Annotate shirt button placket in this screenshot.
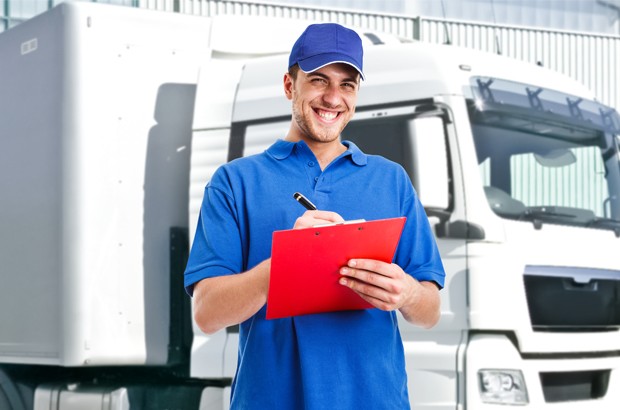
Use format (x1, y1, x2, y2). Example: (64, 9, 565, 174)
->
(307, 160, 321, 189)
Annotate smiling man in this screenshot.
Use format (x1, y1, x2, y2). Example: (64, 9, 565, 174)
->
(184, 23, 445, 409)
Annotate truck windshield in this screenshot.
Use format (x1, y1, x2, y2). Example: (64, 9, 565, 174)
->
(468, 76, 620, 233)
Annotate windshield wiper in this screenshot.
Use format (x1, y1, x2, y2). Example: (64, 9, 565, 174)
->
(587, 217, 620, 237)
(516, 207, 620, 236)
(518, 206, 596, 228)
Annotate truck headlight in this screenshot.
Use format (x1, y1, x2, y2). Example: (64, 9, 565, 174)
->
(478, 369, 529, 405)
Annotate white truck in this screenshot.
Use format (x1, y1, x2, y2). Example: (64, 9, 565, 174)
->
(1, 2, 619, 409)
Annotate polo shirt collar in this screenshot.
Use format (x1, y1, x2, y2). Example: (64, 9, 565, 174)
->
(342, 140, 368, 166)
(268, 139, 297, 160)
(267, 139, 368, 166)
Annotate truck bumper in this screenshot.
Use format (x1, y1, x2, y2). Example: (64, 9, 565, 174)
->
(466, 333, 620, 409)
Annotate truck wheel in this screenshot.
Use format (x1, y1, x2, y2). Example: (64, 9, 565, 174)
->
(0, 368, 27, 410)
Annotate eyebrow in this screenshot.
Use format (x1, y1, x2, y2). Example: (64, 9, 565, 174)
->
(308, 71, 360, 85)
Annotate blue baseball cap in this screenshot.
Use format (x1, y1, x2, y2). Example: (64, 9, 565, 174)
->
(288, 23, 365, 80)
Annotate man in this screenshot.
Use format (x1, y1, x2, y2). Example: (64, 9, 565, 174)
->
(184, 22, 445, 409)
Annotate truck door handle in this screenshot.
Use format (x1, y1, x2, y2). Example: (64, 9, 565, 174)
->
(562, 278, 598, 291)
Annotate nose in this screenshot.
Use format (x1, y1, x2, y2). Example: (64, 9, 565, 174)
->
(321, 84, 342, 108)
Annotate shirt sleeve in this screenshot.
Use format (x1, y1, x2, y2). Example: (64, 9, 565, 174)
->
(395, 178, 446, 289)
(184, 169, 245, 296)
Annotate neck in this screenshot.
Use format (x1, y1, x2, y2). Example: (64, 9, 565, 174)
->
(310, 140, 347, 170)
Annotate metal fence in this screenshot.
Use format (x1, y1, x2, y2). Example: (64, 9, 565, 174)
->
(156, 0, 420, 39)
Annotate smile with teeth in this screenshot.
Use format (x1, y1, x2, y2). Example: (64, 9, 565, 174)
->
(316, 109, 339, 121)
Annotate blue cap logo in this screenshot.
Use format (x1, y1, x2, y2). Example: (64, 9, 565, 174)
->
(288, 23, 365, 81)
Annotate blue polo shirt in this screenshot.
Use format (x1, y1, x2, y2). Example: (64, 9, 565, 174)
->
(185, 139, 445, 410)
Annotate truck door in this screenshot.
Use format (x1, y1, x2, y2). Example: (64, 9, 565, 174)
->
(341, 101, 468, 410)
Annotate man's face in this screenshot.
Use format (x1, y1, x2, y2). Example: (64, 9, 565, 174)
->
(284, 63, 360, 145)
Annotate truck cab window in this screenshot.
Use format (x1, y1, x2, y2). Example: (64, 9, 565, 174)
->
(342, 119, 415, 179)
(240, 106, 451, 213)
(342, 109, 450, 211)
(469, 76, 620, 230)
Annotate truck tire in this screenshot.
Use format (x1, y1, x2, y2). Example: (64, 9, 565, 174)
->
(0, 368, 27, 410)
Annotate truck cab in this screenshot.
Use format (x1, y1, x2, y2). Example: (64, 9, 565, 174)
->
(190, 40, 620, 408)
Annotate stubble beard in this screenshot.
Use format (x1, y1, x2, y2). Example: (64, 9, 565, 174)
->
(291, 104, 345, 145)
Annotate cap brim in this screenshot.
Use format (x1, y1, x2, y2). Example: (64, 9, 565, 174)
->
(298, 53, 365, 81)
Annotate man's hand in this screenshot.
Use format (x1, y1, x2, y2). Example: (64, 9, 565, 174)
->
(339, 259, 413, 311)
(339, 259, 441, 328)
(293, 210, 344, 229)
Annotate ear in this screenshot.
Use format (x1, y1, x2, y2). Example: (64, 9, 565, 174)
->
(283, 73, 294, 100)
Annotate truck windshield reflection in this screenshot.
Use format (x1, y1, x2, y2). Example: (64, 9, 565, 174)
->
(469, 76, 620, 233)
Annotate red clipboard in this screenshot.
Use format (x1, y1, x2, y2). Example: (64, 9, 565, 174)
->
(266, 217, 406, 319)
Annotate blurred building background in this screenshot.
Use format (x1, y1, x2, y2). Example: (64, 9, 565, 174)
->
(267, 0, 620, 35)
(3, 0, 620, 34)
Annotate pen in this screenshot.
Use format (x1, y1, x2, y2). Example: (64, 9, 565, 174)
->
(293, 192, 317, 211)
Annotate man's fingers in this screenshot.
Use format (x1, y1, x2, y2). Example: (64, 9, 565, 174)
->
(293, 210, 345, 229)
(339, 260, 412, 311)
(310, 210, 345, 223)
(339, 275, 398, 310)
(347, 259, 399, 278)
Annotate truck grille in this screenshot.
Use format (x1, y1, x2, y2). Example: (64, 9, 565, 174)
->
(523, 265, 620, 331)
(540, 370, 610, 402)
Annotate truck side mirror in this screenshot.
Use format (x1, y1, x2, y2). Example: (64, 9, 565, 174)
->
(409, 116, 450, 214)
